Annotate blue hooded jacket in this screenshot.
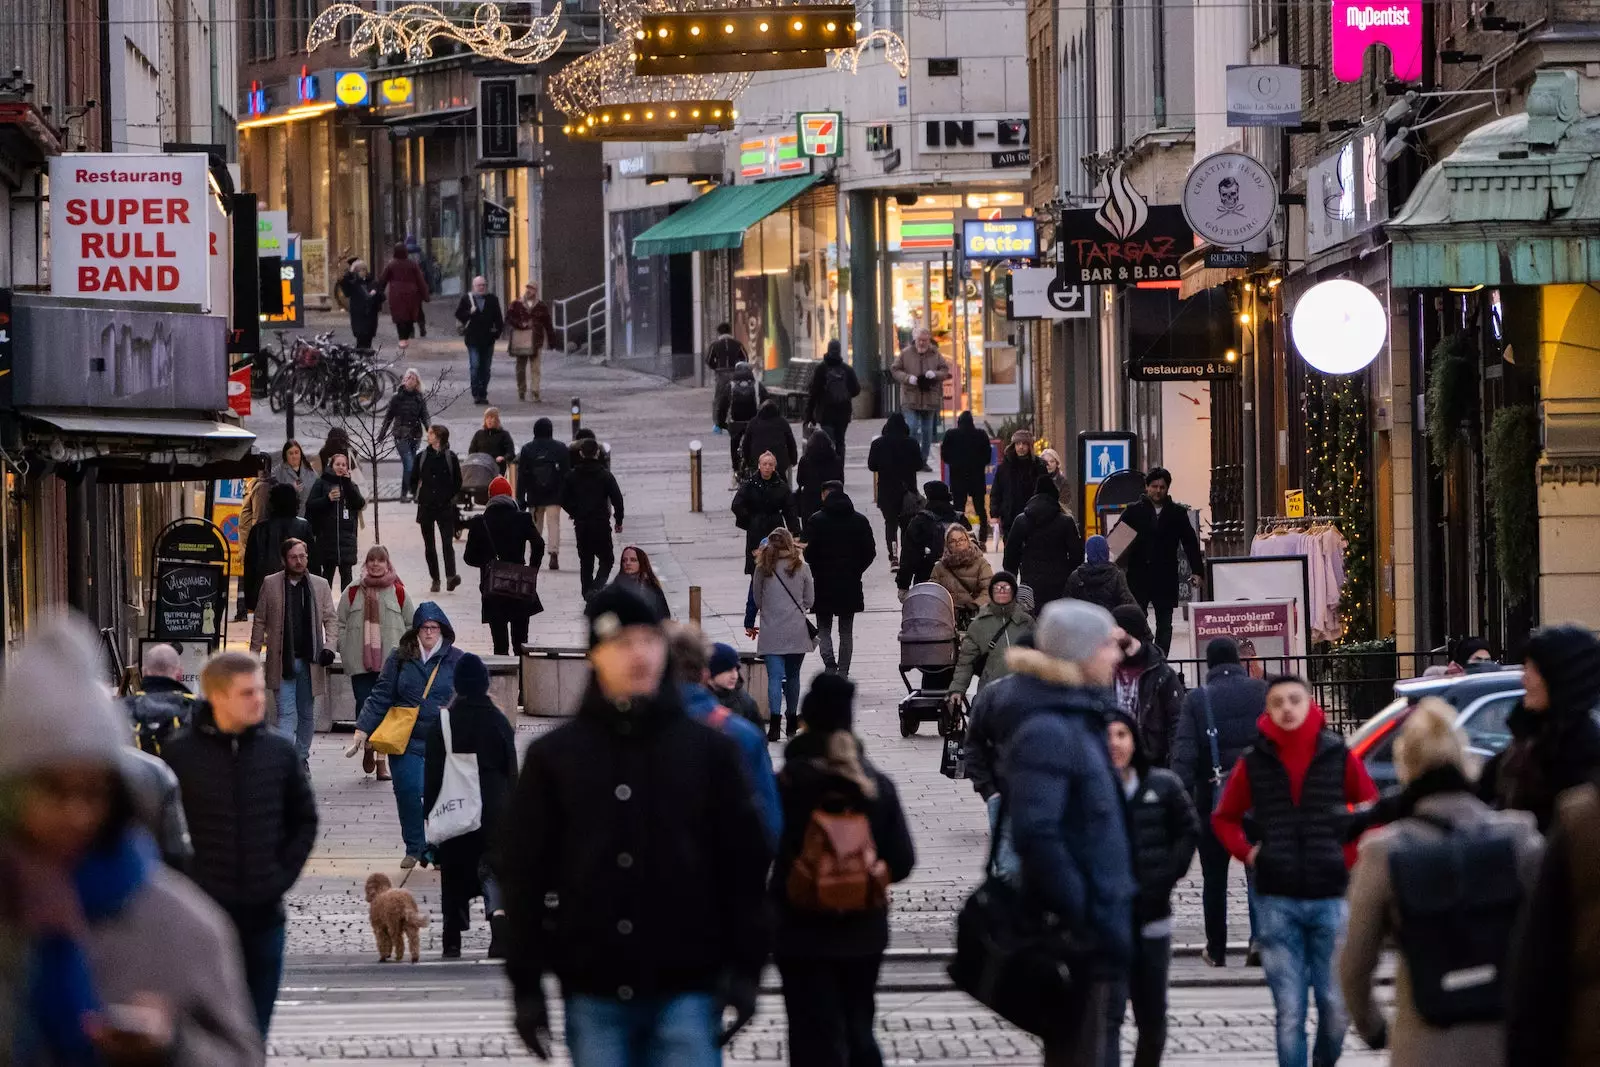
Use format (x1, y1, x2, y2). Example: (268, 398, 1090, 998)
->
(356, 602, 465, 756)
(1000, 647, 1136, 971)
(681, 682, 782, 847)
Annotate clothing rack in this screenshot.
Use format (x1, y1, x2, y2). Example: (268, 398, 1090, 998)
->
(1256, 514, 1342, 532)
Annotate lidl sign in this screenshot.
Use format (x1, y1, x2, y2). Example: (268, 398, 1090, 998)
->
(379, 76, 414, 105)
(797, 111, 843, 157)
(962, 217, 1038, 259)
(334, 71, 370, 106)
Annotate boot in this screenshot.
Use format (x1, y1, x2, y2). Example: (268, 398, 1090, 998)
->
(375, 754, 391, 781)
(442, 926, 462, 959)
(487, 914, 509, 959)
(362, 746, 376, 774)
(785, 714, 798, 739)
(447, 574, 462, 591)
(766, 717, 781, 743)
(548, 552, 560, 571)
(431, 578, 441, 593)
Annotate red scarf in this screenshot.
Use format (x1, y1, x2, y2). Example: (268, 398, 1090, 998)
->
(1257, 702, 1328, 803)
(359, 564, 400, 671)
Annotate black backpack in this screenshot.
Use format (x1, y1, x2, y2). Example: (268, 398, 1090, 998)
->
(129, 692, 192, 756)
(529, 450, 560, 492)
(823, 365, 852, 408)
(1389, 812, 1526, 1027)
(730, 379, 759, 421)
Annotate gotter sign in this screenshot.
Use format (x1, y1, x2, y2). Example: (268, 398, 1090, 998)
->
(1333, 0, 1423, 83)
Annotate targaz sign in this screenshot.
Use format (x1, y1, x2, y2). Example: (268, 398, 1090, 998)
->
(49, 153, 211, 308)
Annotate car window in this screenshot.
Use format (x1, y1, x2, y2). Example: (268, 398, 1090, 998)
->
(1460, 692, 1521, 754)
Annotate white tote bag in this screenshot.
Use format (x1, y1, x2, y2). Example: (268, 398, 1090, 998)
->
(424, 707, 483, 845)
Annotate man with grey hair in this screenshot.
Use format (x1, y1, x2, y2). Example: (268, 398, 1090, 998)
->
(890, 326, 951, 466)
(125, 641, 197, 753)
(995, 599, 1135, 1064)
(456, 274, 505, 404)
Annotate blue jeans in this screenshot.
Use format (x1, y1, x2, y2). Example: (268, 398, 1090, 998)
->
(984, 794, 1020, 883)
(467, 344, 492, 399)
(1254, 895, 1349, 1067)
(395, 435, 420, 496)
(764, 652, 804, 724)
(564, 991, 721, 1067)
(351, 672, 379, 723)
(232, 918, 286, 1040)
(274, 658, 315, 764)
(388, 750, 427, 859)
(904, 408, 939, 462)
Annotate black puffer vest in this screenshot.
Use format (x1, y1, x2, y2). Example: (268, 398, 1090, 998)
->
(1245, 730, 1350, 899)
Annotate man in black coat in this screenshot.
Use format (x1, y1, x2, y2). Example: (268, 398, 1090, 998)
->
(731, 451, 800, 575)
(1116, 467, 1205, 655)
(162, 651, 319, 1038)
(456, 275, 505, 404)
(339, 260, 383, 348)
(516, 417, 572, 571)
(561, 437, 625, 597)
(802, 482, 876, 674)
(1169, 636, 1267, 966)
(803, 339, 861, 459)
(714, 361, 769, 483)
(500, 586, 772, 1065)
(705, 322, 747, 429)
(895, 481, 971, 592)
(1002, 476, 1084, 607)
(739, 399, 798, 480)
(243, 483, 316, 612)
(867, 413, 924, 565)
(940, 411, 993, 547)
(463, 479, 545, 655)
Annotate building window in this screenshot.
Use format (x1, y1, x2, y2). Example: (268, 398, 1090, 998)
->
(1251, 0, 1277, 44)
(251, 0, 277, 59)
(865, 0, 905, 41)
(289, 0, 313, 53)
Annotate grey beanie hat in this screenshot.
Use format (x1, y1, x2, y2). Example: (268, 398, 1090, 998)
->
(1034, 599, 1117, 665)
(0, 615, 127, 780)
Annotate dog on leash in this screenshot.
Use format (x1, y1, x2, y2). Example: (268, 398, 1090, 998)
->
(365, 872, 429, 962)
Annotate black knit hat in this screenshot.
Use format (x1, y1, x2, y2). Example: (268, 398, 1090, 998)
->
(585, 584, 663, 648)
(800, 672, 856, 733)
(454, 653, 490, 699)
(1206, 636, 1242, 667)
(1104, 707, 1149, 774)
(1034, 475, 1058, 498)
(923, 480, 952, 504)
(988, 570, 1017, 599)
(1524, 624, 1600, 716)
(1113, 604, 1152, 644)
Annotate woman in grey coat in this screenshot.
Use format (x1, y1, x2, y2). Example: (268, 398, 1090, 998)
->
(749, 527, 815, 738)
(273, 439, 317, 514)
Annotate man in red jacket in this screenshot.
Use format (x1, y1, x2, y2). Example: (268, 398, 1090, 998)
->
(1212, 674, 1376, 1067)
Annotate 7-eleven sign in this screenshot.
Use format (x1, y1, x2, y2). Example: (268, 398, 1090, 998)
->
(798, 111, 844, 157)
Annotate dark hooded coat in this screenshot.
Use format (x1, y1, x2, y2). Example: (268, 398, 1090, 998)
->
(739, 401, 798, 476)
(1001, 490, 1084, 606)
(243, 483, 315, 609)
(867, 413, 924, 515)
(940, 412, 993, 497)
(802, 491, 877, 616)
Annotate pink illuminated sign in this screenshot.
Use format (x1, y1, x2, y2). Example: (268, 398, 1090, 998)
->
(1331, 0, 1423, 83)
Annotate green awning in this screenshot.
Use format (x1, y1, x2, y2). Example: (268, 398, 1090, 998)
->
(632, 174, 822, 257)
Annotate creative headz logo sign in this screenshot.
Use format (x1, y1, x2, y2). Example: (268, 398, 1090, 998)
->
(1332, 0, 1423, 82)
(1055, 165, 1194, 286)
(1181, 151, 1277, 248)
(797, 112, 843, 157)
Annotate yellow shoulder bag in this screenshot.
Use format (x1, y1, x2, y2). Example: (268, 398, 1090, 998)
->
(368, 658, 444, 755)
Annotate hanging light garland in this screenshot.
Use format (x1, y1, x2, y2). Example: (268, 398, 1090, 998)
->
(548, 36, 750, 139)
(627, 0, 907, 77)
(306, 1, 567, 65)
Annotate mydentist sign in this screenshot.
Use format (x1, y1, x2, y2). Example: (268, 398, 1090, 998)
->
(1333, 0, 1423, 82)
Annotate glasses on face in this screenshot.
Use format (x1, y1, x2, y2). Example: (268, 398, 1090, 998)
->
(419, 623, 442, 634)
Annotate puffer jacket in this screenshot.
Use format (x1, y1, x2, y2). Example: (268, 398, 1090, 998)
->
(1063, 561, 1138, 613)
(562, 451, 625, 528)
(940, 413, 993, 496)
(354, 603, 465, 757)
(463, 496, 544, 623)
(990, 451, 1048, 532)
(243, 483, 315, 610)
(1115, 642, 1187, 768)
(304, 470, 366, 566)
(380, 386, 431, 444)
(1001, 493, 1084, 606)
(950, 603, 1034, 696)
(469, 426, 517, 472)
(739, 401, 798, 475)
(732, 473, 799, 575)
(1113, 721, 1199, 925)
(414, 447, 462, 522)
(160, 701, 320, 925)
(803, 491, 877, 616)
(928, 552, 993, 612)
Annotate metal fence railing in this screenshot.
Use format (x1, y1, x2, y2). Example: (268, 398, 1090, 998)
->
(1165, 651, 1451, 734)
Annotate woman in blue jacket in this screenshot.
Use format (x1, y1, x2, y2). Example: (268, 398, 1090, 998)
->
(349, 602, 464, 867)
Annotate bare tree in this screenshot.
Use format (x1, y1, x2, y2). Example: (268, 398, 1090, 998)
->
(306, 368, 467, 542)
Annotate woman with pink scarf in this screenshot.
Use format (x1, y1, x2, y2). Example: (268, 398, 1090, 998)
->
(336, 545, 417, 780)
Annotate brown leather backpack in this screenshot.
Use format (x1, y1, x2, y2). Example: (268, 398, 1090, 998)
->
(786, 809, 891, 913)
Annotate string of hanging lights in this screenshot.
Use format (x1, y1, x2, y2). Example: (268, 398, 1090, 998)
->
(547, 35, 751, 132)
(306, 1, 566, 65)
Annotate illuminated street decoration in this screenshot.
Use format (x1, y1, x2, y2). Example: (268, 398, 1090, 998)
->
(630, 0, 907, 78)
(306, 2, 566, 65)
(548, 36, 750, 140)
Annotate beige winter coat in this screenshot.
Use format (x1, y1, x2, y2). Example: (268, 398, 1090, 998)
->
(929, 553, 993, 611)
(250, 570, 338, 699)
(1339, 790, 1543, 1067)
(890, 342, 952, 413)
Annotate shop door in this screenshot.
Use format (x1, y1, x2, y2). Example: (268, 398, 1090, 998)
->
(668, 252, 695, 380)
(434, 179, 464, 297)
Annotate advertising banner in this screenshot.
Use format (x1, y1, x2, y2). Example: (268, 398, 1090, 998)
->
(1333, 0, 1423, 81)
(1225, 65, 1303, 126)
(1189, 599, 1299, 674)
(1056, 165, 1193, 286)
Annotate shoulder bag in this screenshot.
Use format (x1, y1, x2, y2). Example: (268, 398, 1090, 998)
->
(1201, 687, 1225, 811)
(368, 659, 443, 755)
(771, 567, 820, 646)
(425, 707, 484, 845)
(483, 516, 540, 604)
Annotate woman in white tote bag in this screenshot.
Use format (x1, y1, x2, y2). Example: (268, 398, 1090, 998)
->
(423, 653, 518, 959)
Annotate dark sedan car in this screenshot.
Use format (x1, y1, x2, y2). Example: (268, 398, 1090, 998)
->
(1349, 668, 1525, 791)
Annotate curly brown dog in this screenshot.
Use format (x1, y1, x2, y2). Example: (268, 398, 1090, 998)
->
(365, 872, 429, 962)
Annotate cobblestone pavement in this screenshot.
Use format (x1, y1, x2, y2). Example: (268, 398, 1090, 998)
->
(255, 307, 1369, 1062)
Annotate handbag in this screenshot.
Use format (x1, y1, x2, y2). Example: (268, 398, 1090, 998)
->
(771, 567, 820, 645)
(1201, 687, 1226, 812)
(483, 516, 540, 605)
(368, 659, 443, 756)
(425, 707, 484, 845)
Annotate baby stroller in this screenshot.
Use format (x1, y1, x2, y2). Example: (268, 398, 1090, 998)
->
(458, 451, 500, 512)
(897, 582, 965, 737)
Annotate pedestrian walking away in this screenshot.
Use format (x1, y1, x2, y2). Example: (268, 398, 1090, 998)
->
(866, 412, 923, 566)
(274, 438, 317, 514)
(1169, 636, 1267, 966)
(890, 326, 951, 464)
(243, 482, 316, 613)
(805, 339, 861, 458)
(1478, 623, 1600, 832)
(0, 620, 267, 1065)
(750, 527, 815, 740)
(500, 585, 772, 1067)
(340, 258, 384, 349)
(796, 428, 844, 538)
(999, 600, 1136, 1065)
(1340, 698, 1541, 1067)
(377, 242, 430, 353)
(714, 361, 769, 482)
(336, 545, 416, 782)
(1211, 674, 1378, 1067)
(1065, 534, 1139, 613)
(506, 281, 555, 402)
(124, 642, 198, 754)
(708, 641, 763, 730)
(773, 673, 916, 1067)
(739, 399, 798, 481)
(732, 450, 799, 576)
(470, 408, 517, 475)
(517, 417, 572, 570)
(989, 430, 1048, 546)
(895, 481, 971, 593)
(304, 451, 367, 589)
(415, 425, 464, 592)
(1103, 709, 1200, 1067)
(802, 481, 877, 677)
(941, 411, 994, 547)
(1111, 605, 1187, 768)
(249, 538, 338, 767)
(562, 436, 626, 597)
(235, 463, 274, 619)
(705, 322, 748, 432)
(948, 571, 1033, 699)
(608, 544, 670, 620)
(929, 524, 993, 620)
(463, 475, 545, 655)
(423, 653, 519, 959)
(162, 648, 319, 1043)
(349, 602, 465, 867)
(457, 275, 505, 404)
(379, 369, 431, 501)
(1116, 468, 1205, 655)
(1001, 476, 1084, 608)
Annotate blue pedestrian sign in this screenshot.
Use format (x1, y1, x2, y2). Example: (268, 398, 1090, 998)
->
(1087, 442, 1129, 481)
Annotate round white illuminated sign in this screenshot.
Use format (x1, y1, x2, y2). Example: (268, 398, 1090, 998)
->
(1290, 279, 1387, 374)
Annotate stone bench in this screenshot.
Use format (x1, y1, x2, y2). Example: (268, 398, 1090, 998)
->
(520, 645, 774, 720)
(310, 656, 523, 731)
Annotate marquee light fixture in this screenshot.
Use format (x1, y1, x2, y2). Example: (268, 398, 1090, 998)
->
(562, 98, 736, 140)
(306, 1, 566, 64)
(634, 5, 859, 74)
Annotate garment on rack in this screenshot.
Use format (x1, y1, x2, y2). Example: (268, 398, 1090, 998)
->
(1249, 524, 1349, 644)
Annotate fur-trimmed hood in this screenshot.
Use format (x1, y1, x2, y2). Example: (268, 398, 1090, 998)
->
(1005, 646, 1087, 688)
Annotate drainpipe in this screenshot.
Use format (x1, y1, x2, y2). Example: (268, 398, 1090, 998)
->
(209, 0, 222, 146)
(1153, 0, 1167, 128)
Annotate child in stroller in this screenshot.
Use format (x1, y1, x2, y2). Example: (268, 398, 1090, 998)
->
(896, 582, 963, 737)
(457, 451, 500, 513)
